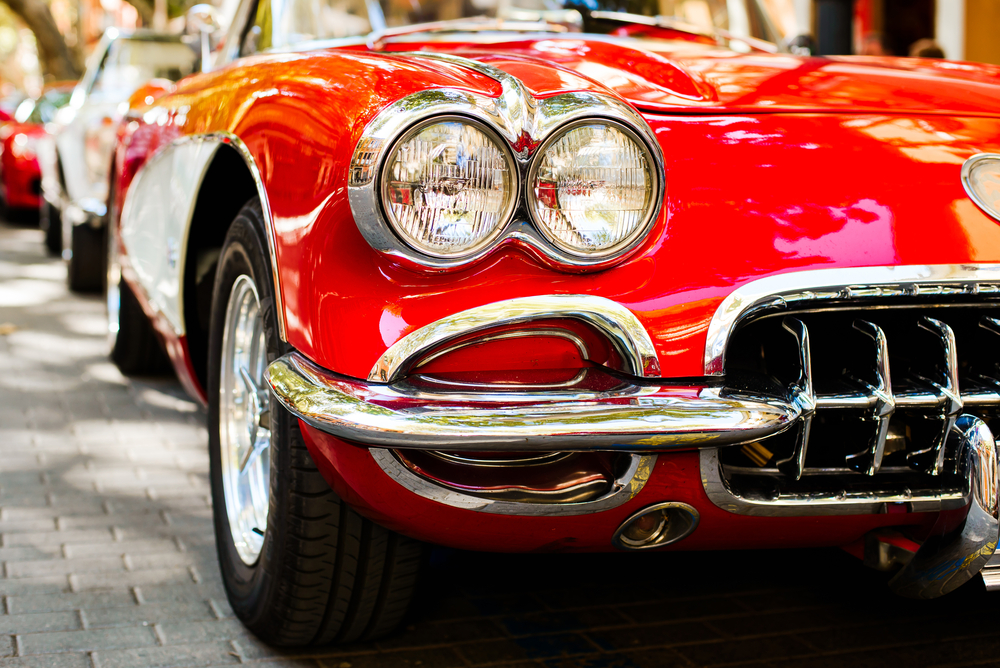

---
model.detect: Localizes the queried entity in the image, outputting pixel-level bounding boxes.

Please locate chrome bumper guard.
[266,353,799,452]
[887,416,999,599]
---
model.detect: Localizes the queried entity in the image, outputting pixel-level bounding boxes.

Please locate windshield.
[247,0,788,52]
[91,39,198,100]
[17,89,74,124]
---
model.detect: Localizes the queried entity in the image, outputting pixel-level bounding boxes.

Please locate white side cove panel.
[120,140,220,336]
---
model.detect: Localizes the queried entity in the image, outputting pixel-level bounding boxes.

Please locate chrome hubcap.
[219,274,271,564]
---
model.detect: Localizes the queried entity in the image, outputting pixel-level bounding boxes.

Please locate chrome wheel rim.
[219,274,271,565]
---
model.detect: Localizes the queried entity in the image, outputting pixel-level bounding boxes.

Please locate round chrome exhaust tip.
[612,502,699,550]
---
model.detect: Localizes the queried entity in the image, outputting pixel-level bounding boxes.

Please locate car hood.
[404,37,1000,117]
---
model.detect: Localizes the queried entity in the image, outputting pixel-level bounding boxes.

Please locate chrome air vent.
[707,303,1000,515]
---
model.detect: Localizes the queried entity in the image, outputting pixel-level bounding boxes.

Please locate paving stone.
[69,567,196,592]
[0,653,92,667]
[316,648,466,668]
[156,619,250,645]
[93,640,242,667]
[0,610,81,633]
[7,591,136,614]
[6,556,123,579]
[85,600,217,628]
[0,575,68,595]
[17,625,157,654]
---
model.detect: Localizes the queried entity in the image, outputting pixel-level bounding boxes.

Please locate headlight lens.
[381,119,516,258]
[530,122,656,257]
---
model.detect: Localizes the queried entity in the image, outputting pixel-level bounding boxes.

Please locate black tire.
[40,200,62,257]
[208,199,422,647]
[108,225,173,376]
[68,223,105,292]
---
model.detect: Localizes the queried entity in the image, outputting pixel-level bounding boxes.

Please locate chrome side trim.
[368,294,660,382]
[704,264,1000,376]
[370,448,657,516]
[268,352,798,451]
[961,153,1000,223]
[699,448,968,517]
[347,52,665,273]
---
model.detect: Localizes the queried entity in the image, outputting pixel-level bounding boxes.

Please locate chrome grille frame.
[701,263,1000,516]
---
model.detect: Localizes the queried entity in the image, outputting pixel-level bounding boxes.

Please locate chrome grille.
[717,305,1000,503]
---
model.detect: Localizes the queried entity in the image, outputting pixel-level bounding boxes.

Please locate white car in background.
[40,28,198,291]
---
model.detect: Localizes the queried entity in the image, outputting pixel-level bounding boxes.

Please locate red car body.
[0,120,46,211]
[0,86,74,213]
[111,26,1000,597]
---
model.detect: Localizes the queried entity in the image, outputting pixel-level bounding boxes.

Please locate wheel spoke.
[239,430,270,475]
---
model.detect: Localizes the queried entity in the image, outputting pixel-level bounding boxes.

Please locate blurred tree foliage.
[128,0,196,25]
[2,0,81,78]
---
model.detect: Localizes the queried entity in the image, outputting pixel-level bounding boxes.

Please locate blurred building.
[797,0,1000,64]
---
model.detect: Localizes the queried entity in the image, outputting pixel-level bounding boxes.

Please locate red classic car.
[0,85,73,219]
[107,0,1000,647]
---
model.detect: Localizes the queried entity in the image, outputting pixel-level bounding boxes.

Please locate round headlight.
[963,153,1000,222]
[381,118,517,258]
[529,121,658,258]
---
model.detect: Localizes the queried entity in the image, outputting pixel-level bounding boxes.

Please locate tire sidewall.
[207,200,291,626]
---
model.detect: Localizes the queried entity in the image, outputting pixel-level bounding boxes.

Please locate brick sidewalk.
[2,219,1000,668]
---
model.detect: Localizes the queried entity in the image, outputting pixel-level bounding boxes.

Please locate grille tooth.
[977,317,1000,391]
[775,317,815,481]
[907,317,963,475]
[844,320,895,476]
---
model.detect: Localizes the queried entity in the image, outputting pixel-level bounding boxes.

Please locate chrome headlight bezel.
[347,56,666,273]
[526,117,662,260]
[962,153,1000,223]
[377,115,520,260]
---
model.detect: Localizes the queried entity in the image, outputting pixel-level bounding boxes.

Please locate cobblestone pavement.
[3,218,1000,668]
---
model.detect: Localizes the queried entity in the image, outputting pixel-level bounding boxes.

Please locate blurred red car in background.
[0,84,74,220]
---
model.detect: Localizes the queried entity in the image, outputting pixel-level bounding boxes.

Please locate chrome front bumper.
[266,352,799,452]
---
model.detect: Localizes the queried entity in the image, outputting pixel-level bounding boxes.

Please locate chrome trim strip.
[368,294,660,382]
[961,153,1000,223]
[267,352,798,451]
[704,264,1000,376]
[347,52,665,273]
[699,448,968,517]
[370,448,657,516]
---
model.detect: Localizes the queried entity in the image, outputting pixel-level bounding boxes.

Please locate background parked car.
[41,28,198,291]
[0,84,74,233]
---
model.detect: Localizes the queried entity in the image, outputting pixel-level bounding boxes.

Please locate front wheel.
[107,222,173,376]
[208,198,422,646]
[40,200,62,257]
[68,223,105,293]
